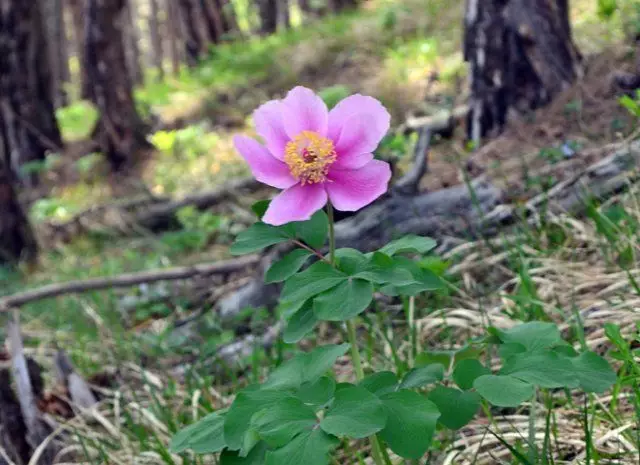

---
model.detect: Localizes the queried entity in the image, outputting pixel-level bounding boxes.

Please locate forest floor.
[1,0,640,464]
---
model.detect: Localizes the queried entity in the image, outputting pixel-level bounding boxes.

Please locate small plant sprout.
[171,88,617,465]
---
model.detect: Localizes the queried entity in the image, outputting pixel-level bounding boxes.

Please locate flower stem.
[326,203,385,465]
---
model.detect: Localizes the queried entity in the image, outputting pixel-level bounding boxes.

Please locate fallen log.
[43,177,260,240]
[0,255,258,311]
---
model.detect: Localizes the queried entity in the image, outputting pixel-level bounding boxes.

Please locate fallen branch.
[44,177,261,240]
[403,105,469,135]
[8,315,57,464]
[0,255,258,311]
[393,127,431,195]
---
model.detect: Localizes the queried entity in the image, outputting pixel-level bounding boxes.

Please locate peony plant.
[171,88,616,465]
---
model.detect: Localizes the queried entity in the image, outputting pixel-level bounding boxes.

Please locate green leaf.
[283,301,318,344]
[313,278,373,321]
[379,235,437,256]
[334,248,369,274]
[265,249,312,283]
[474,375,535,407]
[379,390,440,459]
[231,223,290,255]
[224,389,291,451]
[353,252,416,286]
[281,261,346,304]
[500,352,579,389]
[570,351,616,393]
[293,210,328,249]
[496,322,562,352]
[303,344,350,383]
[170,412,225,453]
[399,364,444,389]
[380,257,443,296]
[264,344,350,390]
[265,428,338,465]
[360,371,398,396]
[251,398,318,447]
[427,386,480,430]
[296,377,336,408]
[221,442,268,465]
[320,386,387,438]
[252,200,271,219]
[453,359,491,390]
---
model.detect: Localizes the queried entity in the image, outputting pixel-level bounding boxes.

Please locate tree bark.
[67,0,91,100]
[167,0,185,75]
[149,0,165,79]
[463,0,582,143]
[178,0,209,65]
[0,0,63,182]
[85,0,151,171]
[123,0,143,86]
[257,0,278,34]
[0,162,38,265]
[42,0,71,108]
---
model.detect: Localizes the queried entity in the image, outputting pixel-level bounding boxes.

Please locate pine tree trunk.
[0,0,49,264]
[0,159,37,265]
[124,0,143,86]
[276,0,290,31]
[178,0,209,65]
[257,0,278,34]
[200,0,224,43]
[149,0,165,79]
[67,0,91,100]
[167,0,184,75]
[85,0,151,171]
[0,0,62,183]
[463,0,582,143]
[42,0,71,108]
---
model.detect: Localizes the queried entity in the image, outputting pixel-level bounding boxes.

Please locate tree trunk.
[200,0,224,43]
[124,0,143,86]
[178,0,209,65]
[85,0,151,171]
[257,0,278,34]
[149,0,165,79]
[42,0,71,108]
[67,0,91,100]
[0,0,62,186]
[0,161,38,265]
[167,0,184,75]
[463,0,582,143]
[276,0,290,31]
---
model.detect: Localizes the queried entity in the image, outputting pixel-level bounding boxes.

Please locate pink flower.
[234,87,392,226]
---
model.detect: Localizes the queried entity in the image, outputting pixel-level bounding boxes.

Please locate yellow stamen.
[284,131,337,185]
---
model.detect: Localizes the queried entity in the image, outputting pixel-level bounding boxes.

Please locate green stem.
[327,203,336,264]
[529,388,537,463]
[346,320,365,380]
[327,202,385,465]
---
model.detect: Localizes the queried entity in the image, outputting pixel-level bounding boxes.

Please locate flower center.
[284,131,337,184]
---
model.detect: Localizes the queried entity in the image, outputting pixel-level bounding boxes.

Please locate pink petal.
[281,86,329,139]
[327,94,390,145]
[326,159,391,211]
[234,136,297,189]
[263,183,328,226]
[333,113,380,169]
[253,100,289,160]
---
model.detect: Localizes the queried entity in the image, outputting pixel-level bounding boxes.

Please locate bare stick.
[0,255,258,311]
[8,313,57,464]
